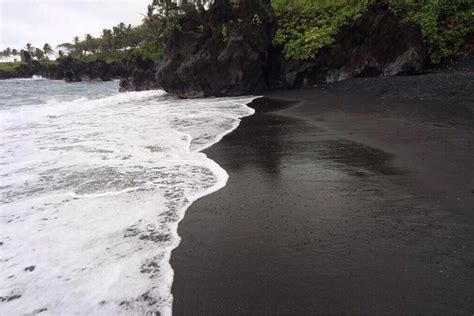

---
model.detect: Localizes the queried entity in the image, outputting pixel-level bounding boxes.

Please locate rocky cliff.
[1,1,433,98]
[156,0,276,98]
[40,56,129,82]
[269,1,426,89]
[155,0,427,98]
[0,52,160,89]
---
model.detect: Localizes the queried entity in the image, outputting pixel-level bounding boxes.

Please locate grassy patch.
[0,61,27,72]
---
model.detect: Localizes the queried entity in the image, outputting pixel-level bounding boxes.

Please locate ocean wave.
[0,89,167,129]
[0,83,255,315]
[3,75,48,82]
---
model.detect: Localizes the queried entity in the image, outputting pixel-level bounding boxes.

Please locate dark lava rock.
[0,51,35,79]
[0,67,27,80]
[119,59,161,92]
[270,1,427,88]
[0,1,435,97]
[0,54,131,82]
[155,0,426,98]
[42,56,129,82]
[156,0,276,98]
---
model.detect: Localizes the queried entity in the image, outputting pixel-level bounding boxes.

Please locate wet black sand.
[171,60,474,315]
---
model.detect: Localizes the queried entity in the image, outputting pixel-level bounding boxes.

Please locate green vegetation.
[57,0,216,62]
[0,61,26,72]
[222,24,229,42]
[390,0,473,63]
[55,22,154,63]
[0,1,217,65]
[272,0,370,60]
[271,0,473,63]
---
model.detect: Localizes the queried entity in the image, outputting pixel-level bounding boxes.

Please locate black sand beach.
[171,60,474,315]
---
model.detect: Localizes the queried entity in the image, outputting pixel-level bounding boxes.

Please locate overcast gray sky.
[0,0,149,50]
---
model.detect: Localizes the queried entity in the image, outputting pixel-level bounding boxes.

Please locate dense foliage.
[272,0,473,63]
[390,0,473,63]
[272,0,370,60]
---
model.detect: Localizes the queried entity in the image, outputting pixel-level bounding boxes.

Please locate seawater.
[0,78,255,315]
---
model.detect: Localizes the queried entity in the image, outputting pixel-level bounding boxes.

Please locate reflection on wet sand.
[316,139,405,176]
[172,97,474,315]
[218,101,403,178]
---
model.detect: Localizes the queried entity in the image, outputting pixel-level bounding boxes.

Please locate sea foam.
[0,80,255,315]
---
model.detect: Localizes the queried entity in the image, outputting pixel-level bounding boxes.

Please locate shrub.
[134,41,164,61]
[390,0,473,63]
[272,0,371,60]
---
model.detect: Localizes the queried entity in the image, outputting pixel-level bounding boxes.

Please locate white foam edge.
[162,96,258,315]
[191,97,257,153]
[52,95,257,315]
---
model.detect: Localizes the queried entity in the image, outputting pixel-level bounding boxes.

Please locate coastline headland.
[1,0,472,99]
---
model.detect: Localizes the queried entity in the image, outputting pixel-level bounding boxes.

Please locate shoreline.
[0,85,257,315]
[170,65,474,314]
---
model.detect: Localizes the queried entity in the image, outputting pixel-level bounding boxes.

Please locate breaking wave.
[0,79,255,315]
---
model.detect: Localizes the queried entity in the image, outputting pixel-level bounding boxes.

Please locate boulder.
[119,68,161,92]
[119,59,161,92]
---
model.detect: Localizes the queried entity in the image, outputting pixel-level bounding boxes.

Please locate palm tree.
[20,49,31,62]
[25,43,34,54]
[11,49,18,61]
[84,34,93,53]
[35,48,45,60]
[43,43,54,58]
[57,43,75,55]
[4,47,12,60]
[142,0,180,47]
[72,36,82,56]
[142,4,163,44]
[101,29,114,51]
[112,25,121,48]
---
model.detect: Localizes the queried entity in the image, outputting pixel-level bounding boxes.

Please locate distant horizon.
[0,0,149,51]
